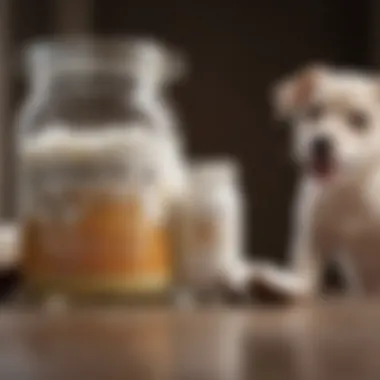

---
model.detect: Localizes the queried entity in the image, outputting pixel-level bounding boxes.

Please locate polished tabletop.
[1,300,380,380]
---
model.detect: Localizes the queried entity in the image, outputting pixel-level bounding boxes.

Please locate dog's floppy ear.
[272,63,328,122]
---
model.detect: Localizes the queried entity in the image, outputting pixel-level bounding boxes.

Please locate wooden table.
[1,300,380,379]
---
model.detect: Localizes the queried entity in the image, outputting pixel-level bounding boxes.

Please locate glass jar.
[16,37,187,304]
[178,159,244,301]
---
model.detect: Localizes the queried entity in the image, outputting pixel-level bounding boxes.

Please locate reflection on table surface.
[0,300,380,380]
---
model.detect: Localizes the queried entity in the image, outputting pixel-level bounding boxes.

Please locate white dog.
[227,64,380,302]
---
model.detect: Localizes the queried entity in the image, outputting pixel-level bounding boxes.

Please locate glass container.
[16,37,186,304]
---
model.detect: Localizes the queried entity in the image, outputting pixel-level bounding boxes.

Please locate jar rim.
[26,35,173,57]
[23,35,187,81]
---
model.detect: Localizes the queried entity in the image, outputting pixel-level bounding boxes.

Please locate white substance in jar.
[179,159,244,292]
[21,123,186,208]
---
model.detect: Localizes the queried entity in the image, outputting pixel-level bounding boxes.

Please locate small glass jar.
[178,159,244,301]
[16,37,186,304]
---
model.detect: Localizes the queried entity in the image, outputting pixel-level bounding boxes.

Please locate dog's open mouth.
[309,158,336,180]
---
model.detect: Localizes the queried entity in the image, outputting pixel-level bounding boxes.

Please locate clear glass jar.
[178,159,244,302]
[16,37,186,304]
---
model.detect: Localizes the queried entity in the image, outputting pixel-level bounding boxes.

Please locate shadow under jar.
[16,37,186,305]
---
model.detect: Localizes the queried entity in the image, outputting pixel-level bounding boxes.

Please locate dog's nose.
[311,136,333,159]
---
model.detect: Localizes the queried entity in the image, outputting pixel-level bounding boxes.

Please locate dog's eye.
[304,104,323,122]
[347,110,368,131]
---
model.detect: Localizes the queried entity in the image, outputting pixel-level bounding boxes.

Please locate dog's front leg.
[220,179,325,303]
[249,178,325,303]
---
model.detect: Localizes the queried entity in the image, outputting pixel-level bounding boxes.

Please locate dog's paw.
[217,259,269,304]
[247,277,297,305]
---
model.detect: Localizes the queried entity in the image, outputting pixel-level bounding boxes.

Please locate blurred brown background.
[0,0,375,262]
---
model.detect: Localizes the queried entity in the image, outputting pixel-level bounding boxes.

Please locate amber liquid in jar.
[20,128,173,302]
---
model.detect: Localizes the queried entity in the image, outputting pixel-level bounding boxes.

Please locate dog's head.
[273,64,380,180]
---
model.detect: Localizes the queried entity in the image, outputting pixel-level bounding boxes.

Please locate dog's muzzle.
[311,136,332,160]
